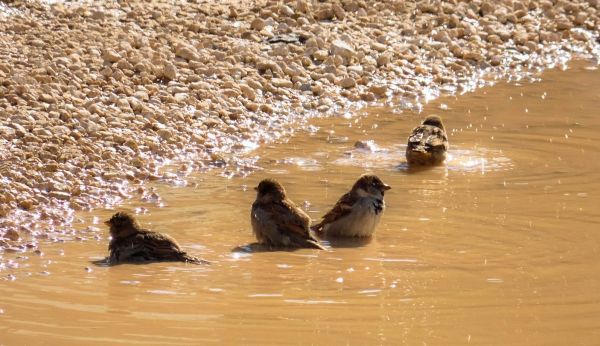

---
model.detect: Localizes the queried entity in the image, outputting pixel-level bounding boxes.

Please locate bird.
[312,174,391,237]
[406,115,449,165]
[251,179,325,250]
[104,212,208,265]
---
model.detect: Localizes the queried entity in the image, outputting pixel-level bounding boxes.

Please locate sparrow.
[104,212,209,265]
[406,115,449,165]
[251,179,325,250]
[312,174,391,237]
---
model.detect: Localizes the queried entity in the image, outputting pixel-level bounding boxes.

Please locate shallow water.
[1,62,600,344]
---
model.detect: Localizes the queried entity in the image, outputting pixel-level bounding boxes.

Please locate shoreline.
[0,0,599,257]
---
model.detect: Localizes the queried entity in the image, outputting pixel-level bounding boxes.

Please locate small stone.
[464,51,484,62]
[361,92,376,101]
[371,42,387,52]
[49,191,71,201]
[0,126,16,139]
[279,5,295,17]
[313,50,329,61]
[337,77,356,89]
[271,78,293,88]
[331,40,355,60]
[376,53,392,67]
[574,12,588,26]
[5,229,20,241]
[0,205,10,218]
[102,49,121,63]
[175,45,199,61]
[39,93,56,103]
[260,104,274,113]
[368,85,387,97]
[157,129,172,140]
[245,102,259,112]
[250,18,265,31]
[433,30,451,43]
[556,17,573,30]
[332,4,345,20]
[315,7,334,21]
[239,84,257,101]
[490,55,502,66]
[18,199,35,211]
[163,62,177,81]
[480,2,494,16]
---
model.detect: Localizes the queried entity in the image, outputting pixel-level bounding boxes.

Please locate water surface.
[1,62,599,345]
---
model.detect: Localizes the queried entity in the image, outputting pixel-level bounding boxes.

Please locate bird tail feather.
[181,253,210,265]
[305,239,327,250]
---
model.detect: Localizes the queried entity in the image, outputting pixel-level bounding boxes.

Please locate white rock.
[279,5,295,17]
[175,45,199,61]
[370,42,387,52]
[49,191,70,201]
[102,49,121,63]
[331,40,356,60]
[271,78,293,88]
[313,49,329,61]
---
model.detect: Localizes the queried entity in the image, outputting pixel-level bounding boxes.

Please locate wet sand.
[1,62,599,344]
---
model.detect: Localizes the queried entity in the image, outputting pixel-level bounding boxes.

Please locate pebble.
[102,49,121,63]
[331,40,356,60]
[250,18,265,31]
[162,62,177,81]
[5,229,20,241]
[368,85,388,97]
[337,77,356,89]
[271,78,293,88]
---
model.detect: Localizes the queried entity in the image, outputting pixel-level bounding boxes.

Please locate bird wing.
[109,231,180,262]
[275,200,324,249]
[138,231,187,258]
[138,231,208,264]
[312,192,356,232]
[407,125,448,151]
[269,199,312,238]
[252,199,324,249]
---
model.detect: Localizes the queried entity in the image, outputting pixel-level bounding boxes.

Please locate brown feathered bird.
[312,174,391,237]
[406,115,449,165]
[105,212,208,265]
[251,179,325,250]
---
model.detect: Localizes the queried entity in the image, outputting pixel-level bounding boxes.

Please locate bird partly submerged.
[312,174,391,238]
[104,212,209,265]
[251,179,325,250]
[406,115,449,166]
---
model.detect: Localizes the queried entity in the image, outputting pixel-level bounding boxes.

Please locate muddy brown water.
[1,62,600,345]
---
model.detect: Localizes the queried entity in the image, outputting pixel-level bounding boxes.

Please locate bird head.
[254,178,287,202]
[104,211,141,238]
[352,174,391,198]
[422,115,445,130]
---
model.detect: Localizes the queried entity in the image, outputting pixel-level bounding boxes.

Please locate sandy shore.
[0,0,598,255]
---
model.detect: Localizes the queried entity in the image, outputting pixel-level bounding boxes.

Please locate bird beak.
[382,184,391,191]
[104,220,111,226]
[254,187,258,191]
